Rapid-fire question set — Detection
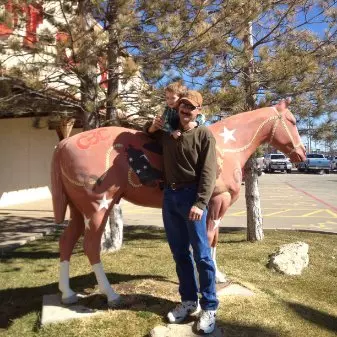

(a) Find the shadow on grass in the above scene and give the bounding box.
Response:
[143,320,280,337]
[1,231,63,261]
[0,216,54,228]
[122,226,248,243]
[198,321,280,337]
[287,301,337,333]
[123,226,167,242]
[295,229,337,236]
[80,296,281,337]
[1,250,60,261]
[219,227,246,233]
[0,272,167,329]
[81,292,174,314]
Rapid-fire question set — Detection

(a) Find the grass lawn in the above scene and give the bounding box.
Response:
[0,227,336,337]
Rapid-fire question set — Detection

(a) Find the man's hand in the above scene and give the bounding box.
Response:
[148,115,164,133]
[190,121,198,128]
[171,130,181,139]
[189,205,203,221]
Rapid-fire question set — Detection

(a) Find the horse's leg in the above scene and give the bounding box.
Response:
[207,192,232,284]
[83,208,121,307]
[59,203,84,304]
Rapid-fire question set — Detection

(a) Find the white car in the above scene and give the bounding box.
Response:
[264,153,292,173]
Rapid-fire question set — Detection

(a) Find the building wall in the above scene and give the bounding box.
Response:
[0,117,79,206]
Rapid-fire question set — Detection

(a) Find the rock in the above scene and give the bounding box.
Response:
[150,325,171,337]
[268,241,309,275]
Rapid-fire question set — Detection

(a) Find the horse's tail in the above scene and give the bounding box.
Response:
[51,144,68,224]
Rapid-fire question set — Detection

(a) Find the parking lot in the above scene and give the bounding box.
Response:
[1,171,336,248]
[121,171,337,233]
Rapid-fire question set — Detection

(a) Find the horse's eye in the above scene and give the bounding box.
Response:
[288,117,296,125]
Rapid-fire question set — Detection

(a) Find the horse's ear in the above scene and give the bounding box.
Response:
[276,97,291,110]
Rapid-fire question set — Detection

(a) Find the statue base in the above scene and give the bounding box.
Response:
[41,293,102,325]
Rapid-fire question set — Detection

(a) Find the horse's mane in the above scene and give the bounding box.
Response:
[208,106,270,129]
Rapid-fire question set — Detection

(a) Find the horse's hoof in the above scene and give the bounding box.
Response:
[216,272,231,285]
[107,294,122,308]
[61,293,79,305]
[218,279,232,288]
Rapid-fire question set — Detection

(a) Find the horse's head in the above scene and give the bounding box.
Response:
[269,98,306,163]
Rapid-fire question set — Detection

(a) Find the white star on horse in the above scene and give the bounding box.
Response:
[219,127,236,144]
[83,214,91,230]
[97,193,112,211]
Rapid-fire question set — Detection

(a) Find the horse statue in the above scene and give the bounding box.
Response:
[51,98,306,306]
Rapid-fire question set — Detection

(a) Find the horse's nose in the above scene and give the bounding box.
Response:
[302,144,307,155]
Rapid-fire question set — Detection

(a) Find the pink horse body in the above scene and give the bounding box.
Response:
[52,100,306,305]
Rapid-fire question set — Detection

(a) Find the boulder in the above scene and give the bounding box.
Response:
[268,241,309,275]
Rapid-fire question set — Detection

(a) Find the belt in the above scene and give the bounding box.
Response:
[167,181,197,190]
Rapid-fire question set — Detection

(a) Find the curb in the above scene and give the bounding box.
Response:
[0,223,65,255]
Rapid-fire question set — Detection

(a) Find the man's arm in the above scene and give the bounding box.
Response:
[189,131,216,221]
[195,133,216,209]
[146,115,164,134]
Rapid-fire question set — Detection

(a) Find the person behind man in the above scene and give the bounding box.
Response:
[146,90,218,334]
[162,81,206,139]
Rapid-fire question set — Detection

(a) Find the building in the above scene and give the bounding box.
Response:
[0,0,146,206]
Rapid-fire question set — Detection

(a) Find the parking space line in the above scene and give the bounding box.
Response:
[225,208,337,218]
[285,182,337,212]
[228,210,247,216]
[300,209,337,218]
[302,210,327,217]
[122,207,337,219]
[292,220,337,230]
[325,209,337,218]
[264,209,292,216]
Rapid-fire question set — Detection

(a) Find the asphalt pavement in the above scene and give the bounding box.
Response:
[1,171,336,254]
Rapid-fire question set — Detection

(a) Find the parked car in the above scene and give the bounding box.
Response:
[297,153,331,174]
[263,153,292,173]
[330,156,337,171]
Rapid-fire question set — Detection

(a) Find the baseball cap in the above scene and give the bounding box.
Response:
[179,90,203,108]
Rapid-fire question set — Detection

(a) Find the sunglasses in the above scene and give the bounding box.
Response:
[179,102,198,110]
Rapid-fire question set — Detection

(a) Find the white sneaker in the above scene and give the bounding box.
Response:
[167,300,200,323]
[197,309,217,334]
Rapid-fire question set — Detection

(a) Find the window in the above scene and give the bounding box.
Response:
[270,155,286,160]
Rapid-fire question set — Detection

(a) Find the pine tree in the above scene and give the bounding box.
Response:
[136,0,337,241]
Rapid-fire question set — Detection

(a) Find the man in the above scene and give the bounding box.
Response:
[146,90,218,334]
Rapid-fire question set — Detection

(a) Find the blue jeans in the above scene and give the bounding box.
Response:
[162,185,218,310]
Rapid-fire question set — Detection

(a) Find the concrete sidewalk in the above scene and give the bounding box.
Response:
[0,198,63,254]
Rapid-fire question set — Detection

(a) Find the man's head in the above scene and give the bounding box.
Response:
[177,90,203,128]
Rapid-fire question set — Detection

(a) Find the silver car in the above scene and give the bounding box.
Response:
[264,153,292,173]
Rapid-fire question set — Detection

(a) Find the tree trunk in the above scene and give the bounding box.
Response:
[101,1,123,251]
[245,157,264,241]
[243,19,264,241]
[77,2,99,131]
[106,0,119,123]
[81,73,99,131]
[101,204,124,252]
